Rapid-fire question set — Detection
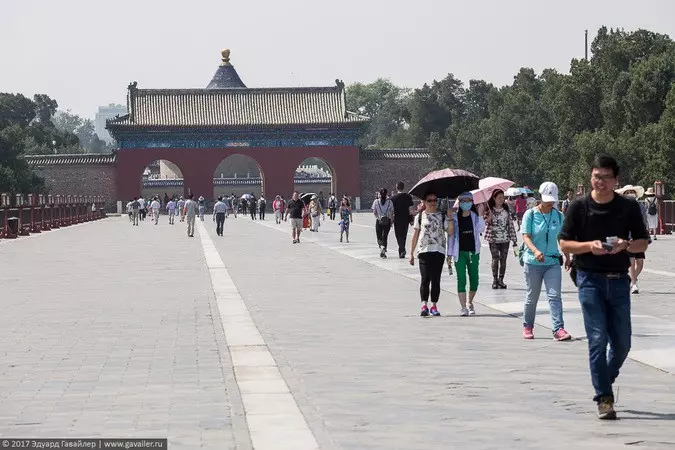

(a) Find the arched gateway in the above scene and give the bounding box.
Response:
[107,49,368,203]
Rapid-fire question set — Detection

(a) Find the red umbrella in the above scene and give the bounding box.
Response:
[409,169,479,199]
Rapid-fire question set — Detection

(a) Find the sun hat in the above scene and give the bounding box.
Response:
[539,182,559,203]
[616,184,645,198]
[645,187,656,196]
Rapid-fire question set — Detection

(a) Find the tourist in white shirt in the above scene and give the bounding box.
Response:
[410,190,452,317]
[177,197,186,222]
[126,200,134,222]
[150,197,161,225]
[166,199,177,225]
[138,197,147,221]
[183,194,198,237]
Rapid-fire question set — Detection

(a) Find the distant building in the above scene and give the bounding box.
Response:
[95,103,127,145]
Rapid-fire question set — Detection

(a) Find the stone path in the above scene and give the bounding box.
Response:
[1,213,674,449]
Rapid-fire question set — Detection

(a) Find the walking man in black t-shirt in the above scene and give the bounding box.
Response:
[559,155,649,420]
[284,191,306,244]
[391,181,414,259]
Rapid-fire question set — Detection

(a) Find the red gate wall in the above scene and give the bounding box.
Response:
[116,146,360,201]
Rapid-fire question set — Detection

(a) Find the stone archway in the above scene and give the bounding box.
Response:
[212,154,265,200]
[293,157,335,206]
[140,159,185,201]
[116,146,360,206]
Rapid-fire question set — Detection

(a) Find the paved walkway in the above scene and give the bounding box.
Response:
[1,213,674,449]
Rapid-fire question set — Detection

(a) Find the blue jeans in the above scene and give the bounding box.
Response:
[577,270,631,403]
[523,264,564,333]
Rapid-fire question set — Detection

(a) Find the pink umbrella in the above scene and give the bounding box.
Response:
[453,177,514,207]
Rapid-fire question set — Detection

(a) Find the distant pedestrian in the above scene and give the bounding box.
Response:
[273,195,283,224]
[562,190,574,214]
[183,194,198,237]
[138,197,147,221]
[309,195,323,232]
[615,185,647,294]
[198,196,205,221]
[520,182,571,341]
[126,199,134,222]
[258,195,266,220]
[166,198,176,225]
[391,181,414,259]
[178,197,186,222]
[150,197,161,225]
[515,194,527,230]
[130,197,140,226]
[410,190,452,317]
[213,196,227,236]
[560,155,649,420]
[447,192,485,316]
[328,193,337,220]
[249,194,257,220]
[230,195,239,218]
[644,187,659,240]
[339,198,352,243]
[242,198,249,216]
[285,191,306,244]
[372,188,394,258]
[484,189,517,289]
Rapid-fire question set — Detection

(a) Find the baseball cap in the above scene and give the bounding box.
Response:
[539,182,558,203]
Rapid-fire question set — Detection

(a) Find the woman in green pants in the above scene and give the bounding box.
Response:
[447,192,486,316]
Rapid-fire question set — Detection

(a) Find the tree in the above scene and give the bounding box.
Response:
[345,79,411,148]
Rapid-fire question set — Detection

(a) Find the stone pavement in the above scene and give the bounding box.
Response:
[1,213,674,449]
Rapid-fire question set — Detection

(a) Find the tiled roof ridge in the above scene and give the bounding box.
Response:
[24,153,116,166]
[134,86,343,95]
[360,148,431,160]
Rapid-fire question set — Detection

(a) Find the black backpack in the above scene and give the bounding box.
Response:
[647,199,657,215]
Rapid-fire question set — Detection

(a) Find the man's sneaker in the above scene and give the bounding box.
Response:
[468,304,475,315]
[523,327,534,339]
[597,396,617,420]
[420,305,430,317]
[430,306,441,316]
[631,283,639,294]
[460,308,469,317]
[553,328,572,341]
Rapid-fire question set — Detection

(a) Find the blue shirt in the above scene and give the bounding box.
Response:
[521,208,563,266]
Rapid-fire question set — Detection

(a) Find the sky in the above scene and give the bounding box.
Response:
[2,0,674,119]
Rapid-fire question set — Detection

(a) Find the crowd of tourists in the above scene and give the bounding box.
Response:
[401,155,651,420]
[123,154,659,420]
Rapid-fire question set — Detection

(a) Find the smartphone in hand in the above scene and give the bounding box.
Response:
[601,242,614,252]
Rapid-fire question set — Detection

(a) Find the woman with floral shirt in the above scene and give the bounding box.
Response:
[484,189,518,289]
[410,190,453,317]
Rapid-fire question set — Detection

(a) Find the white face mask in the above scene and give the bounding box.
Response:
[625,193,636,198]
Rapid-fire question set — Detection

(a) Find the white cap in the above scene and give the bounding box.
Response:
[539,182,559,203]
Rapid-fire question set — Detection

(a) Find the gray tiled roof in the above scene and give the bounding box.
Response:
[360,148,430,160]
[25,154,116,166]
[107,86,369,130]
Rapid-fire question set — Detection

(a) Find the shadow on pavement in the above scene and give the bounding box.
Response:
[621,410,675,421]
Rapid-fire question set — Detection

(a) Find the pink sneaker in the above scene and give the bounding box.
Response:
[523,327,534,340]
[554,328,572,341]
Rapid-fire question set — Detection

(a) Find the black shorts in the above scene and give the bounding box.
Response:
[628,252,646,260]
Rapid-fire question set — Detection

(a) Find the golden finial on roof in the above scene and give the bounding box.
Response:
[220,49,232,66]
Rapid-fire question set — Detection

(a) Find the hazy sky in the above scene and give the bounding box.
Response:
[2,0,674,119]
